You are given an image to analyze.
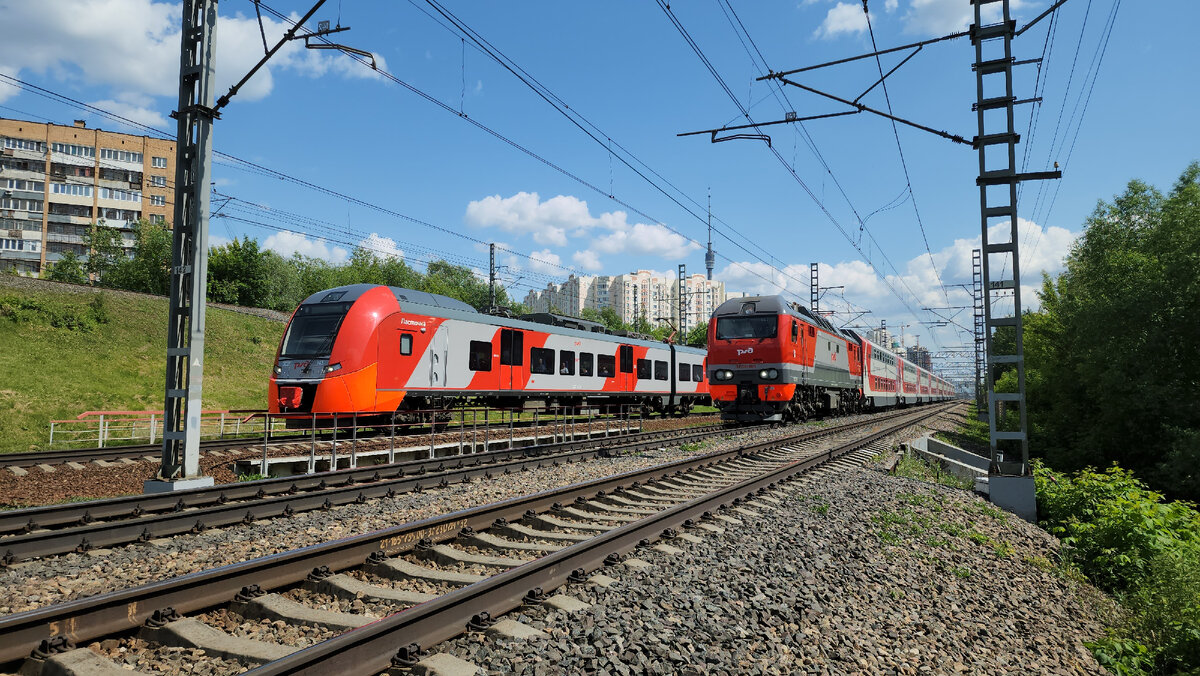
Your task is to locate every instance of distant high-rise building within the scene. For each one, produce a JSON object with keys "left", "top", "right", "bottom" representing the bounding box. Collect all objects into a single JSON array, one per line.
[
  {"left": 1, "top": 117, "right": 176, "bottom": 276},
  {"left": 523, "top": 269, "right": 727, "bottom": 327},
  {"left": 906, "top": 345, "right": 933, "bottom": 370}
]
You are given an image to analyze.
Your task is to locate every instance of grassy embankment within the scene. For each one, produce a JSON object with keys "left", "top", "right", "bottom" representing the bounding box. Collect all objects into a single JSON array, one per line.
[{"left": 0, "top": 285, "right": 283, "bottom": 453}]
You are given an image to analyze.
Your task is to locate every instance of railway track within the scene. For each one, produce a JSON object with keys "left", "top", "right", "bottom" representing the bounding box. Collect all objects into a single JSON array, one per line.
[
  {"left": 0, "top": 402, "right": 955, "bottom": 673},
  {"left": 0, "top": 412, "right": 720, "bottom": 470},
  {"left": 0, "top": 419, "right": 736, "bottom": 564}
]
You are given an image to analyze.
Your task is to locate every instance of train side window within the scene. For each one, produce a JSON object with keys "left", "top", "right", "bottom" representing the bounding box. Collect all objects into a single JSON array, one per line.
[
  {"left": 693, "top": 364, "right": 704, "bottom": 382},
  {"left": 580, "top": 352, "right": 594, "bottom": 377},
  {"left": 500, "top": 329, "right": 524, "bottom": 366},
  {"left": 400, "top": 333, "right": 413, "bottom": 356},
  {"left": 654, "top": 360, "right": 668, "bottom": 381},
  {"left": 530, "top": 347, "right": 554, "bottom": 375},
  {"left": 468, "top": 340, "right": 491, "bottom": 371},
  {"left": 619, "top": 345, "right": 633, "bottom": 373},
  {"left": 791, "top": 321, "right": 798, "bottom": 342},
  {"left": 809, "top": 326, "right": 816, "bottom": 337},
  {"left": 598, "top": 354, "right": 615, "bottom": 378},
  {"left": 678, "top": 363, "right": 690, "bottom": 382},
  {"left": 636, "top": 358, "right": 651, "bottom": 380},
  {"left": 560, "top": 350, "right": 576, "bottom": 376}
]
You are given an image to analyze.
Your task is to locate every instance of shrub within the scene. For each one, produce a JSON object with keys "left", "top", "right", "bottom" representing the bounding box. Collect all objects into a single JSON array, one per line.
[{"left": 0, "top": 295, "right": 110, "bottom": 332}]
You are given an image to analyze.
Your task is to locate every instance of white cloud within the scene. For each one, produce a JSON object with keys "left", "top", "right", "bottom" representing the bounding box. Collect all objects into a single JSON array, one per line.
[
  {"left": 86, "top": 94, "right": 168, "bottom": 129},
  {"left": 814, "top": 2, "right": 868, "bottom": 39},
  {"left": 358, "top": 233, "right": 404, "bottom": 260},
  {"left": 902, "top": 0, "right": 1028, "bottom": 36},
  {"left": 263, "top": 231, "right": 348, "bottom": 263},
  {"left": 527, "top": 248, "right": 562, "bottom": 274},
  {"left": 885, "top": 0, "right": 899, "bottom": 11},
  {"left": 572, "top": 249, "right": 602, "bottom": 271},
  {"left": 0, "top": 0, "right": 384, "bottom": 123},
  {"left": 466, "top": 192, "right": 700, "bottom": 269}
]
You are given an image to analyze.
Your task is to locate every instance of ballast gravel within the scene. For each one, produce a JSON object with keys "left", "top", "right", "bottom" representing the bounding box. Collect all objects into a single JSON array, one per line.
[
  {"left": 436, "top": 460, "right": 1107, "bottom": 675},
  {"left": 0, "top": 420, "right": 839, "bottom": 615}
]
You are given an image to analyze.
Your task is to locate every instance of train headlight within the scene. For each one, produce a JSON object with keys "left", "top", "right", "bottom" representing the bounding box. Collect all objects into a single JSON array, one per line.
[
  {"left": 273, "top": 365, "right": 282, "bottom": 375},
  {"left": 324, "top": 362, "right": 342, "bottom": 373},
  {"left": 716, "top": 370, "right": 733, "bottom": 381},
  {"left": 759, "top": 368, "right": 779, "bottom": 380}
]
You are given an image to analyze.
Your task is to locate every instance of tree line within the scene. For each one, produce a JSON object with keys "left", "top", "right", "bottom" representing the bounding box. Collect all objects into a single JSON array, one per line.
[
  {"left": 37, "top": 222, "right": 709, "bottom": 347},
  {"left": 1003, "top": 162, "right": 1199, "bottom": 502}
]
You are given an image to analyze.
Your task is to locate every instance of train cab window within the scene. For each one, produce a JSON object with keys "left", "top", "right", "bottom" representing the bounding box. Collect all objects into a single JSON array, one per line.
[
  {"left": 580, "top": 352, "right": 594, "bottom": 377},
  {"left": 400, "top": 333, "right": 413, "bottom": 356},
  {"left": 791, "top": 321, "right": 799, "bottom": 342},
  {"left": 598, "top": 354, "right": 616, "bottom": 378},
  {"left": 809, "top": 326, "right": 816, "bottom": 337},
  {"left": 636, "top": 358, "right": 651, "bottom": 380},
  {"left": 678, "top": 363, "right": 690, "bottom": 382},
  {"left": 559, "top": 350, "right": 576, "bottom": 376},
  {"left": 654, "top": 360, "right": 668, "bottom": 381},
  {"left": 693, "top": 364, "right": 704, "bottom": 382},
  {"left": 530, "top": 347, "right": 555, "bottom": 375},
  {"left": 500, "top": 329, "right": 523, "bottom": 366},
  {"left": 468, "top": 341, "right": 492, "bottom": 371},
  {"left": 619, "top": 345, "right": 633, "bottom": 373}
]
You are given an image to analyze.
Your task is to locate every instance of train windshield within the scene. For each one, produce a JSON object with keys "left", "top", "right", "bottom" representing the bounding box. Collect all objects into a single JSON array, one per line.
[
  {"left": 715, "top": 315, "right": 777, "bottom": 340},
  {"left": 280, "top": 302, "right": 351, "bottom": 358}
]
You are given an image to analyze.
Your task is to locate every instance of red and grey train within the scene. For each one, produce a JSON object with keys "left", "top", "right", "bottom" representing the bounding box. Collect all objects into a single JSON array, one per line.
[
  {"left": 269, "top": 284, "right": 709, "bottom": 422},
  {"left": 706, "top": 295, "right": 954, "bottom": 423}
]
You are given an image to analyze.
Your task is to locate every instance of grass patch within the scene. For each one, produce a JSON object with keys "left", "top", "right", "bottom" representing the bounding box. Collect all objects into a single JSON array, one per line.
[
  {"left": 951, "top": 566, "right": 972, "bottom": 579},
  {"left": 934, "top": 402, "right": 991, "bottom": 455},
  {"left": 893, "top": 452, "right": 974, "bottom": 490},
  {"left": 237, "top": 473, "right": 268, "bottom": 482},
  {"left": 680, "top": 441, "right": 708, "bottom": 454},
  {"left": 0, "top": 282, "right": 285, "bottom": 453}
]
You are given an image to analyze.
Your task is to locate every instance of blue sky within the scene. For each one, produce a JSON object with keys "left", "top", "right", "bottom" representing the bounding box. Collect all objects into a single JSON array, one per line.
[{"left": 1, "top": 0, "right": 1195, "bottom": 368}]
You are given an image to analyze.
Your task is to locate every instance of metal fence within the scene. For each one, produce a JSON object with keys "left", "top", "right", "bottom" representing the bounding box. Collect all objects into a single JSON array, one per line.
[{"left": 48, "top": 410, "right": 275, "bottom": 449}]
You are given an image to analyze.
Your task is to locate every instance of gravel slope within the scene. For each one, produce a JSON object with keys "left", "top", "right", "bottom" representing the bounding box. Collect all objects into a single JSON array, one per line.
[{"left": 436, "top": 461, "right": 1108, "bottom": 675}]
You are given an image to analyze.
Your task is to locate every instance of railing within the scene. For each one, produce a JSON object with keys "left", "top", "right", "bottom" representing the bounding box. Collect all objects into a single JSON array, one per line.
[{"left": 48, "top": 410, "right": 273, "bottom": 449}]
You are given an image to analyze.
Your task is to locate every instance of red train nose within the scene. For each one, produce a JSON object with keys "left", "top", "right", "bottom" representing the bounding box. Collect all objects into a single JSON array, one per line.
[{"left": 278, "top": 386, "right": 303, "bottom": 409}]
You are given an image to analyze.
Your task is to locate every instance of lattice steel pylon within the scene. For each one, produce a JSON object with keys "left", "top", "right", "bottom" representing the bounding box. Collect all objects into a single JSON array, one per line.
[
  {"left": 972, "top": 248, "right": 984, "bottom": 412},
  {"left": 810, "top": 262, "right": 819, "bottom": 313},
  {"left": 677, "top": 263, "right": 687, "bottom": 335},
  {"left": 970, "top": 0, "right": 1058, "bottom": 476},
  {"left": 156, "top": 0, "right": 218, "bottom": 486}
]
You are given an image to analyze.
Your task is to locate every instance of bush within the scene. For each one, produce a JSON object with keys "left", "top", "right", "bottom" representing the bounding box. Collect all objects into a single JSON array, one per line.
[{"left": 0, "top": 294, "right": 111, "bottom": 332}]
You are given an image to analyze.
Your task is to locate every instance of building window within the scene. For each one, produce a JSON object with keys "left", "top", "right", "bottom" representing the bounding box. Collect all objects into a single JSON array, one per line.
[
  {"left": 678, "top": 363, "right": 690, "bottom": 382},
  {"left": 4, "top": 138, "right": 45, "bottom": 152},
  {"left": 52, "top": 142, "right": 95, "bottom": 158},
  {"left": 4, "top": 179, "right": 44, "bottom": 192},
  {"left": 99, "top": 188, "right": 140, "bottom": 203},
  {"left": 559, "top": 350, "right": 575, "bottom": 376},
  {"left": 597, "top": 354, "right": 615, "bottom": 378},
  {"left": 150, "top": 175, "right": 167, "bottom": 187},
  {"left": 579, "top": 352, "right": 594, "bottom": 377},
  {"left": 149, "top": 214, "right": 166, "bottom": 224},
  {"left": 152, "top": 156, "right": 168, "bottom": 168},
  {"left": 654, "top": 360, "right": 668, "bottom": 381},
  {"left": 51, "top": 183, "right": 93, "bottom": 197},
  {"left": 0, "top": 197, "right": 42, "bottom": 211},
  {"left": 150, "top": 195, "right": 166, "bottom": 206},
  {"left": 636, "top": 358, "right": 650, "bottom": 380},
  {"left": 530, "top": 347, "right": 554, "bottom": 375},
  {"left": 468, "top": 340, "right": 491, "bottom": 371},
  {"left": 399, "top": 333, "right": 413, "bottom": 356},
  {"left": 100, "top": 148, "right": 142, "bottom": 163}
]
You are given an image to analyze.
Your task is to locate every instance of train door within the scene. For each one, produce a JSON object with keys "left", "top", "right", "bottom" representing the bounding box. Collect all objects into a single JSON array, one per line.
[
  {"left": 499, "top": 328, "right": 523, "bottom": 390},
  {"left": 428, "top": 328, "right": 448, "bottom": 389},
  {"left": 619, "top": 345, "right": 634, "bottom": 392}
]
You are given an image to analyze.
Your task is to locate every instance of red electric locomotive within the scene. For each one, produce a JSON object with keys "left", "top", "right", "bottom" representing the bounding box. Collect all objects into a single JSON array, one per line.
[
  {"left": 707, "top": 295, "right": 952, "bottom": 423},
  {"left": 269, "top": 284, "right": 709, "bottom": 423}
]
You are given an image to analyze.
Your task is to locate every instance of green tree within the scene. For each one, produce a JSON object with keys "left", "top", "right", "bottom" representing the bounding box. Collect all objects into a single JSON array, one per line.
[
  {"left": 1022, "top": 163, "right": 1200, "bottom": 500},
  {"left": 104, "top": 219, "right": 172, "bottom": 295},
  {"left": 208, "top": 237, "right": 270, "bottom": 307},
  {"left": 84, "top": 222, "right": 126, "bottom": 284},
  {"left": 45, "top": 251, "right": 87, "bottom": 284},
  {"left": 683, "top": 320, "right": 708, "bottom": 347}
]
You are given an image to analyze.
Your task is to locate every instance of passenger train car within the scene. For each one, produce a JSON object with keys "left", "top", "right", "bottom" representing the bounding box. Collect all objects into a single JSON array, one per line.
[
  {"left": 707, "top": 295, "right": 953, "bottom": 423},
  {"left": 269, "top": 284, "right": 709, "bottom": 423}
]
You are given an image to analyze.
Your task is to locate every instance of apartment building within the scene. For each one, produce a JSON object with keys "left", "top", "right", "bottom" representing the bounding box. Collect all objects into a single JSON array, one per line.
[
  {"left": 523, "top": 270, "right": 727, "bottom": 329},
  {"left": 0, "top": 117, "right": 175, "bottom": 276}
]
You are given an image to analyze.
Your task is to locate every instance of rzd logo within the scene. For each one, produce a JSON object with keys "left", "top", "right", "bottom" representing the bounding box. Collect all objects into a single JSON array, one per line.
[{"left": 737, "top": 347, "right": 754, "bottom": 356}]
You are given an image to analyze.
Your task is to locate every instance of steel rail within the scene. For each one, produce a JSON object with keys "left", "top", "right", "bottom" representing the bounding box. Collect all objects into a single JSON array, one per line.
[
  {"left": 0, "top": 404, "right": 950, "bottom": 665},
  {"left": 0, "top": 422, "right": 731, "bottom": 563},
  {"left": 249, "top": 403, "right": 955, "bottom": 676}
]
